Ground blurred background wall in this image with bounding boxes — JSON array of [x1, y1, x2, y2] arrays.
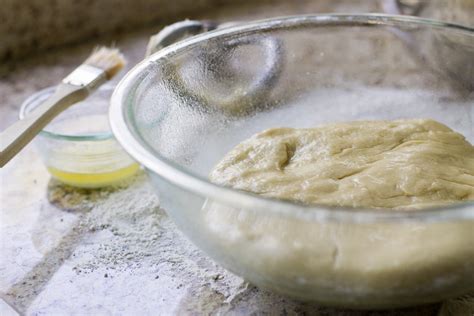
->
[[0, 0, 263, 61], [3, 0, 473, 63]]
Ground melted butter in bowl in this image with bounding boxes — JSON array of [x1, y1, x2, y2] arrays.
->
[[20, 86, 139, 188]]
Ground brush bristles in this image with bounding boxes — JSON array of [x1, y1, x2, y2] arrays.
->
[[84, 46, 126, 79]]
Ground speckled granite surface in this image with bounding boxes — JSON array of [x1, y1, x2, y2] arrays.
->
[[0, 1, 461, 315]]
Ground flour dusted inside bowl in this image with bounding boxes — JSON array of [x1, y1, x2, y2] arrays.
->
[[189, 87, 473, 177]]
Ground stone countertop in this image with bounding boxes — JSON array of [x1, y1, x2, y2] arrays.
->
[[0, 1, 454, 315]]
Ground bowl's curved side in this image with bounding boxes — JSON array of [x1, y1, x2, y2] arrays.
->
[[148, 172, 474, 308]]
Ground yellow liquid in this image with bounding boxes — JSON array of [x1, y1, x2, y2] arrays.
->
[[47, 163, 140, 188]]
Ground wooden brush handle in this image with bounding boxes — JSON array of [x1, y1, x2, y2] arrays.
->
[[0, 84, 88, 167]]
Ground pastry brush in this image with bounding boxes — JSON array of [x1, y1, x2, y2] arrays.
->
[[0, 47, 126, 167]]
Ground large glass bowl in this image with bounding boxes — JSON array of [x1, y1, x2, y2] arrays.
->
[[110, 15, 474, 308]]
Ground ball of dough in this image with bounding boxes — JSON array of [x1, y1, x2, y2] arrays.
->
[[210, 119, 474, 209]]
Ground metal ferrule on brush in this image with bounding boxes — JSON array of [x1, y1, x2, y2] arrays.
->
[[63, 65, 107, 91]]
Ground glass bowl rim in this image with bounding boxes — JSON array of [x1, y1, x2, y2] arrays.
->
[[110, 13, 474, 223], [20, 86, 114, 141]]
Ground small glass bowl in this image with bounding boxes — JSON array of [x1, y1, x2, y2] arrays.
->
[[20, 85, 139, 188]]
